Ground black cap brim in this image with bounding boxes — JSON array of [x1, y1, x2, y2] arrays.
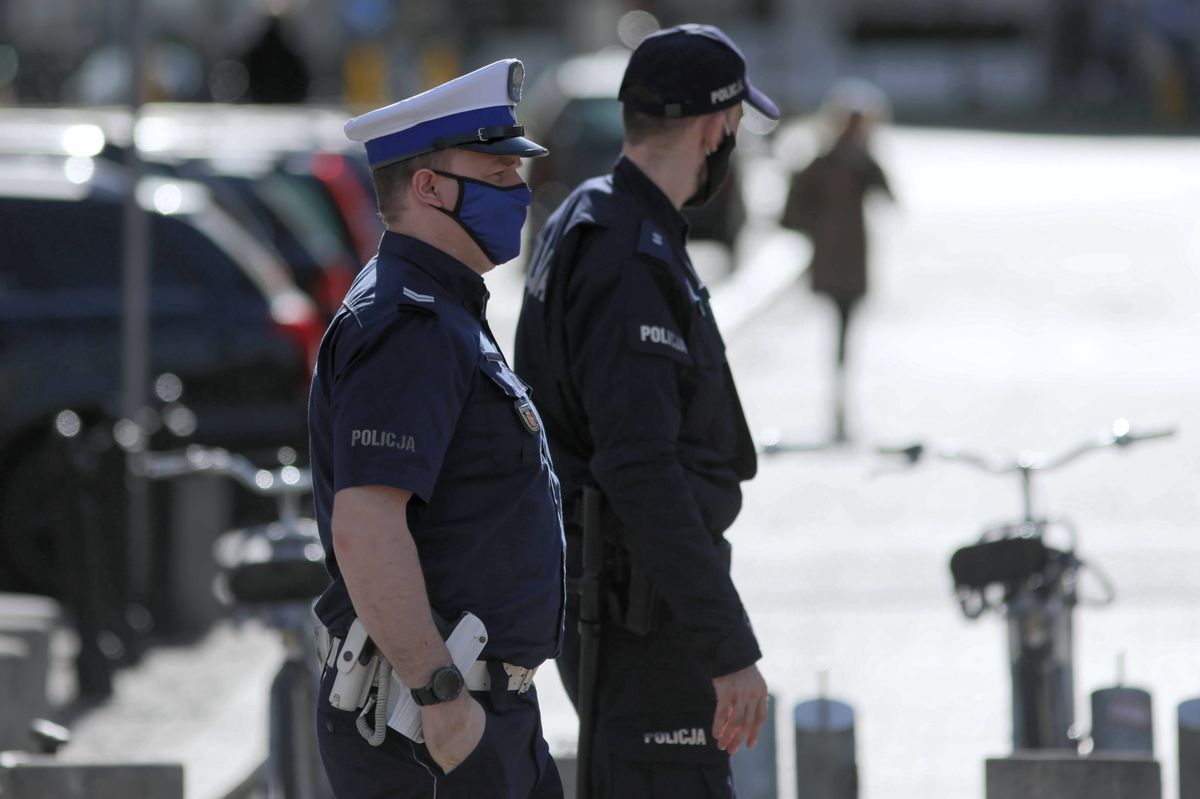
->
[[458, 135, 548, 158]]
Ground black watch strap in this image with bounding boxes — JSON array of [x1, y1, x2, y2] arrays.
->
[[411, 664, 465, 706]]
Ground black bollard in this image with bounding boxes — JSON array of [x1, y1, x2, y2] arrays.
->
[[1091, 686, 1153, 754], [1180, 699, 1200, 799], [0, 619, 50, 751], [793, 697, 857, 799], [0, 635, 31, 750], [163, 473, 231, 635]]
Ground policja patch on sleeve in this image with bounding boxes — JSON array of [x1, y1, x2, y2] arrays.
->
[[627, 320, 692, 364]]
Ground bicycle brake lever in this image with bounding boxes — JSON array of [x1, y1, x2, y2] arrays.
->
[[1111, 419, 1177, 447], [876, 443, 924, 465]]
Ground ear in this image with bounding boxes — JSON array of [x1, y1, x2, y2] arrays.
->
[[410, 168, 447, 209], [703, 112, 728, 153]]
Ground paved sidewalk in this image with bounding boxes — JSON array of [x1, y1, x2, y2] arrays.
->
[[51, 620, 281, 799]]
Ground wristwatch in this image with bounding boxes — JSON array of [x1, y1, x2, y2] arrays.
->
[[411, 664, 465, 706]]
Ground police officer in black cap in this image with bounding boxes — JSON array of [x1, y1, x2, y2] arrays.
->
[[515, 23, 779, 799], [309, 59, 565, 798]]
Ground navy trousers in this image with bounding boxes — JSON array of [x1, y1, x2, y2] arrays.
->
[[316, 663, 564, 799], [559, 616, 736, 799]]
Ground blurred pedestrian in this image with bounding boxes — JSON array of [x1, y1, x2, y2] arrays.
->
[[782, 78, 894, 443], [239, 15, 310, 103], [516, 23, 773, 799], [308, 60, 565, 798]]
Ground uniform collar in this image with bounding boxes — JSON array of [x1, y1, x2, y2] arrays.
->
[[613, 155, 690, 242], [378, 231, 490, 319]]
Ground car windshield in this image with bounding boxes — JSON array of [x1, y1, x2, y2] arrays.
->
[[563, 97, 624, 149]]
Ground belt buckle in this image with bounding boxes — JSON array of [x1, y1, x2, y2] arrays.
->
[[505, 664, 537, 694]]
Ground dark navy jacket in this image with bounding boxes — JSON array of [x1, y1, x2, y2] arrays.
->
[[309, 232, 565, 668], [514, 156, 759, 678]]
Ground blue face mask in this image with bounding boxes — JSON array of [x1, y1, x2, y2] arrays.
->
[[434, 170, 532, 265]]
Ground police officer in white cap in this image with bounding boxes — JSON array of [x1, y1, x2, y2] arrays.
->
[[309, 60, 566, 798]]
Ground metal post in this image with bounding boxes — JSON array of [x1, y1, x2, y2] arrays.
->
[[1091, 687, 1153, 754], [120, 0, 152, 607], [794, 668, 857, 799], [1019, 465, 1034, 523], [0, 634, 32, 750], [1179, 699, 1200, 799], [1091, 654, 1154, 755], [164, 475, 231, 636]]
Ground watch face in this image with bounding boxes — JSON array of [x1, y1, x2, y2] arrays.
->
[[433, 666, 464, 700]]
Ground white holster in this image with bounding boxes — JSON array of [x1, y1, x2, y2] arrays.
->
[[321, 613, 494, 747]]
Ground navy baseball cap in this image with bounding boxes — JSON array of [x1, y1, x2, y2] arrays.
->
[[618, 24, 780, 121]]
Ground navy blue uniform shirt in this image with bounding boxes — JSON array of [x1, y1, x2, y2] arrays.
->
[[309, 232, 565, 668], [515, 156, 759, 678]]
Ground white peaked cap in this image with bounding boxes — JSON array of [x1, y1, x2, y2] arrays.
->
[[344, 59, 547, 168]]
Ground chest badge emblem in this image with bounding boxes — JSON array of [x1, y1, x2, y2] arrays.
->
[[515, 398, 541, 434]]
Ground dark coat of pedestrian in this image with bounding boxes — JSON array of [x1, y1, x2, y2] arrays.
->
[[783, 112, 891, 305], [781, 83, 893, 443]]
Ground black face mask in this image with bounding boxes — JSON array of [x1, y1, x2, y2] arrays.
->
[[685, 124, 736, 208]]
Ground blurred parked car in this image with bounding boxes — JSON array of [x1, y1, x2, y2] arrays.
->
[[524, 48, 746, 248], [172, 156, 358, 318], [136, 103, 383, 267], [298, 148, 382, 267], [0, 153, 318, 605], [0, 105, 377, 685], [0, 105, 382, 319]]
